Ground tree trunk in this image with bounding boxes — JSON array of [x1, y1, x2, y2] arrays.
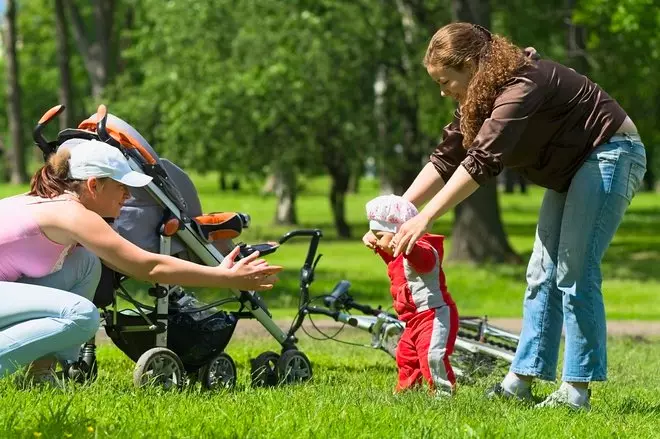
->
[[348, 172, 360, 194], [0, 139, 9, 182], [54, 0, 73, 130], [273, 168, 298, 225], [3, 0, 27, 184], [449, 0, 520, 264], [329, 175, 351, 238], [324, 152, 352, 238], [374, 64, 393, 195], [449, 182, 522, 263], [644, 152, 655, 192], [382, 0, 426, 195], [64, 0, 115, 99], [348, 160, 361, 194], [116, 3, 134, 75], [219, 172, 227, 191], [565, 0, 589, 75]]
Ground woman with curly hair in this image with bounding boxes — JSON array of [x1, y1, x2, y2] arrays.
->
[[366, 22, 646, 409]]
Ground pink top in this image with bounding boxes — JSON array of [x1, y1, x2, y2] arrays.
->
[[0, 194, 75, 282]]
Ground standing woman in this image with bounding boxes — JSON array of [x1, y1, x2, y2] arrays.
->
[[377, 22, 646, 409]]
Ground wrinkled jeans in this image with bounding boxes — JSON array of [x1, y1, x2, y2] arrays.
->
[[510, 133, 646, 382], [0, 247, 101, 377]]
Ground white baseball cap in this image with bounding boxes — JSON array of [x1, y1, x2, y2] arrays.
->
[[62, 139, 153, 187]]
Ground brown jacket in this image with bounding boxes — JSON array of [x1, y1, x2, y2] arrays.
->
[[430, 49, 627, 192]]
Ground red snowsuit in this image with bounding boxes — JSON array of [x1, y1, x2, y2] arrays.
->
[[376, 234, 458, 392]]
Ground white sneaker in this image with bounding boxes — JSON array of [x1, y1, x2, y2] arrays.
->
[[536, 386, 591, 411], [485, 383, 533, 402]]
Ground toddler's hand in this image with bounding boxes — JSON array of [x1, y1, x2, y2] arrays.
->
[[362, 230, 377, 250]]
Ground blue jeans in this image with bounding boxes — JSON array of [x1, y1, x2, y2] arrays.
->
[[0, 247, 101, 377], [510, 133, 646, 382]]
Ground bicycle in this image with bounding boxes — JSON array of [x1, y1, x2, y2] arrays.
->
[[279, 230, 521, 382]]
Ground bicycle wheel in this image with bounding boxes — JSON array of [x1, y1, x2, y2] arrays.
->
[[451, 336, 515, 381]]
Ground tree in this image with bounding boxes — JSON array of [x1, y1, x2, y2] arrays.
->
[[63, 0, 115, 99], [54, 0, 73, 129], [3, 0, 27, 184], [107, 0, 379, 234], [564, 0, 589, 74], [573, 0, 660, 190], [447, 0, 521, 263], [375, 0, 452, 195]]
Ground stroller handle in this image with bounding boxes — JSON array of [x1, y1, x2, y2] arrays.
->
[[33, 104, 66, 161]]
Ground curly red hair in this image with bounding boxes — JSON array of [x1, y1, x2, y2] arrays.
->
[[423, 22, 530, 148]]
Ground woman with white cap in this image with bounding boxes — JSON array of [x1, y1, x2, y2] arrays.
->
[[0, 139, 282, 384]]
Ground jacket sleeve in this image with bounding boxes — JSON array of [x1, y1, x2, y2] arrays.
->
[[461, 77, 545, 185], [374, 247, 394, 264], [404, 240, 437, 274], [429, 109, 467, 184]]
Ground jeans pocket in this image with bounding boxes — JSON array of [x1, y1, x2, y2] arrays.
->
[[626, 162, 646, 200]]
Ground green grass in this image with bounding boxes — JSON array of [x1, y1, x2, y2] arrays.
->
[[2, 177, 660, 437], [1, 334, 659, 438], [3, 175, 660, 319]]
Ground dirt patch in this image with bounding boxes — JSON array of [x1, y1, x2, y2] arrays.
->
[[474, 318, 660, 338], [94, 317, 660, 344]]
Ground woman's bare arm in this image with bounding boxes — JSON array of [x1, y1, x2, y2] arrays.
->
[[55, 204, 281, 290], [402, 162, 446, 207]]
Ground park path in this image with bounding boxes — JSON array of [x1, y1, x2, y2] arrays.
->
[[94, 318, 659, 343]]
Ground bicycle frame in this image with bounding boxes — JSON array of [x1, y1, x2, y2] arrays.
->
[[279, 228, 520, 372]]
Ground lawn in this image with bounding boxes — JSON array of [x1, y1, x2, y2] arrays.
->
[[1, 175, 659, 438], [1, 334, 659, 438], [3, 174, 658, 319]]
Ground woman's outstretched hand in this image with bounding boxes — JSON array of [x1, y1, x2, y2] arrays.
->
[[392, 213, 431, 257], [220, 246, 283, 291]]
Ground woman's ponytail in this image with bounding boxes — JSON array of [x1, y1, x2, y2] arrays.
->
[[28, 149, 76, 198]]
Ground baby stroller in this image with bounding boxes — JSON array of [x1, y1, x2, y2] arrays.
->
[[32, 104, 318, 390]]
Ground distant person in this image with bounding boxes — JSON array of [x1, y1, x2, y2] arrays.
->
[[364, 22, 646, 409], [364, 195, 458, 396], [503, 169, 527, 194]]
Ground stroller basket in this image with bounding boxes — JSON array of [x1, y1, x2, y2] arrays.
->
[[105, 295, 238, 371]]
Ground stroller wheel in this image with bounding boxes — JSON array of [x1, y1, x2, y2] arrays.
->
[[250, 351, 280, 388], [133, 347, 184, 390], [277, 350, 312, 385], [199, 352, 237, 390], [63, 359, 97, 384]]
